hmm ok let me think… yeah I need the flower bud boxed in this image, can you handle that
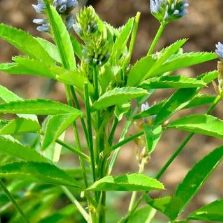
[216,42,223,60]
[150,0,188,23]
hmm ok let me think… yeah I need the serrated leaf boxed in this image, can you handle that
[0,161,81,188]
[168,114,223,139]
[86,173,164,191]
[127,55,156,86]
[0,136,47,162]
[164,146,223,220]
[0,99,81,115]
[0,23,53,64]
[36,37,62,63]
[188,199,223,222]
[0,84,37,121]
[144,125,162,154]
[110,18,134,64]
[0,118,40,134]
[198,70,218,84]
[154,88,197,125]
[146,39,187,78]
[156,52,217,75]
[0,84,22,102]
[42,114,80,149]
[93,87,148,110]
[184,94,216,109]
[45,3,75,69]
[13,56,55,78]
[141,75,206,89]
[0,62,35,75]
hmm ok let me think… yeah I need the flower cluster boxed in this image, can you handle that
[216,42,223,60]
[150,0,189,23]
[32,0,78,32]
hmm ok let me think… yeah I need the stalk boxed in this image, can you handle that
[147,22,167,56]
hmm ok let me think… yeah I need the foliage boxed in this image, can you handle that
[0,0,222,222]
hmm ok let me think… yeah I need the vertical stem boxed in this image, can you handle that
[147,22,167,56]
[84,83,96,181]
[0,180,30,223]
[128,148,148,212]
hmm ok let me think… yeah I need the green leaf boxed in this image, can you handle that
[44,3,75,69]
[146,39,187,78]
[13,56,55,78]
[0,118,40,134]
[0,136,47,162]
[156,52,217,75]
[0,84,38,121]
[133,101,164,120]
[144,125,162,154]
[0,99,82,115]
[0,62,35,75]
[110,18,134,64]
[36,37,62,63]
[199,70,218,84]
[70,36,83,59]
[184,94,216,109]
[141,75,206,89]
[127,55,156,86]
[93,87,148,110]
[0,161,81,188]
[154,88,197,125]
[42,113,80,149]
[0,23,53,64]
[86,173,164,191]
[50,66,93,93]
[146,196,172,213]
[123,206,155,223]
[164,146,223,220]
[188,199,223,222]
[0,84,22,102]
[168,114,223,139]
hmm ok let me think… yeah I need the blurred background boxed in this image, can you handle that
[0,0,223,222]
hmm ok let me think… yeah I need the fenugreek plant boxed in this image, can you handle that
[0,0,223,222]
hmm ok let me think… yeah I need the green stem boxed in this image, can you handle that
[0,179,30,223]
[108,117,119,145]
[70,86,89,144]
[84,83,96,181]
[111,131,144,151]
[126,12,141,65]
[147,22,167,56]
[55,138,90,162]
[62,186,89,222]
[128,149,147,212]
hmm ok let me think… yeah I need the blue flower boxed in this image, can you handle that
[216,42,223,59]
[150,0,189,23]
[33,0,78,32]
